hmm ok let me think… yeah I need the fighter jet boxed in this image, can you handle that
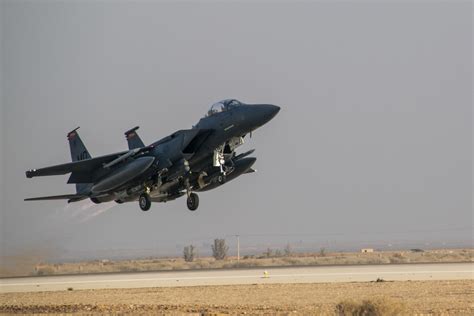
[25,99,280,211]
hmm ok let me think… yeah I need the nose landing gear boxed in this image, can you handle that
[217,174,226,184]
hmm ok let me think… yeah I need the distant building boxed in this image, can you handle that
[361,248,374,253]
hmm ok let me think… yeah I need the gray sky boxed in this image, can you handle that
[1,1,472,262]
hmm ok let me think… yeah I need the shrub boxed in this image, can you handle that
[389,253,407,264]
[35,266,55,276]
[263,248,273,258]
[194,260,210,269]
[282,257,302,265]
[335,298,406,316]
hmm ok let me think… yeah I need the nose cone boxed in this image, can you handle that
[251,104,280,128]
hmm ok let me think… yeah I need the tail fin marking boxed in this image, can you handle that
[67,127,92,194]
[125,126,145,149]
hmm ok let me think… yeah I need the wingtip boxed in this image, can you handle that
[25,169,35,178]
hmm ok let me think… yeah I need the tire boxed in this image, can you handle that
[186,193,199,211]
[217,174,226,184]
[139,193,151,211]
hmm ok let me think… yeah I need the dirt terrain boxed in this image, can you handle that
[2,248,470,277]
[1,280,473,315]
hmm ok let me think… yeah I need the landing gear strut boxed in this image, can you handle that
[139,193,151,211]
[186,192,199,211]
[184,177,199,211]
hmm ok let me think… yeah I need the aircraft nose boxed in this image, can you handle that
[253,104,280,127]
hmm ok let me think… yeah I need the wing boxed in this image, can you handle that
[25,151,130,179]
[151,129,213,150]
[26,146,155,183]
[24,194,87,201]
[182,129,214,154]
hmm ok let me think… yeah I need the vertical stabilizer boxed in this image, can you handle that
[125,126,145,149]
[67,127,91,161]
[67,127,92,194]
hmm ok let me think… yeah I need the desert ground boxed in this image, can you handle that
[1,280,473,315]
[2,263,471,292]
[1,248,471,277]
[1,249,472,314]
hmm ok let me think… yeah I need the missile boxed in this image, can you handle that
[103,148,141,169]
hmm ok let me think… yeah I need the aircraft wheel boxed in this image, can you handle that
[187,193,199,211]
[217,174,226,184]
[139,193,151,211]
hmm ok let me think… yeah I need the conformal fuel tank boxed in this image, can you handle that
[91,156,155,194]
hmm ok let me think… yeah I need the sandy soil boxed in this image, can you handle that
[4,248,470,278]
[1,280,473,315]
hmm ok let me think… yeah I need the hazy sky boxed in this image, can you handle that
[1,1,472,262]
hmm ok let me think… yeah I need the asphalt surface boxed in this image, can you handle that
[1,262,472,293]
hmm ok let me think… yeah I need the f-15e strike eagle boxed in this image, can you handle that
[25,99,280,211]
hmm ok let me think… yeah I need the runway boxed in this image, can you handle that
[1,262,472,293]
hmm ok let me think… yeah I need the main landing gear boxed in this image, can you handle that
[184,177,199,211]
[137,180,200,212]
[186,192,199,211]
[139,193,151,211]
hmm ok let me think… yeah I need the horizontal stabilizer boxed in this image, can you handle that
[68,196,89,203]
[25,193,87,201]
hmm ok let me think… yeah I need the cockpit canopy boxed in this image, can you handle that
[206,99,242,117]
